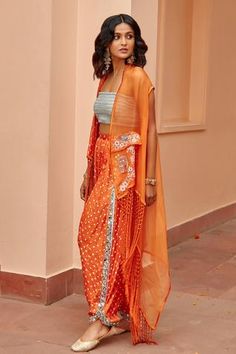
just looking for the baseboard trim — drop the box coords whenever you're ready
[1,202,235,304]
[0,268,83,305]
[167,202,236,247]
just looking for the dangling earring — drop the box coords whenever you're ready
[103,48,112,74]
[127,53,136,64]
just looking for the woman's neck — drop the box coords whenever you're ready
[111,58,125,76]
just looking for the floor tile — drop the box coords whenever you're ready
[0,218,235,354]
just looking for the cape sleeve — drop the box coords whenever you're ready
[132,67,155,204]
[125,67,171,342]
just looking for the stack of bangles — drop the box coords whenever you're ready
[145,178,157,186]
[84,173,156,186]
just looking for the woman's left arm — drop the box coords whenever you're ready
[145,89,157,206]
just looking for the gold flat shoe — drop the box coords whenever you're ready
[71,326,128,352]
[71,338,100,352]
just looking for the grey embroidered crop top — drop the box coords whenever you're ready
[93,91,116,124]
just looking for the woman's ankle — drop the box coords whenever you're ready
[80,321,110,341]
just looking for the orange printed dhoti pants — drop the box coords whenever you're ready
[78,132,143,327]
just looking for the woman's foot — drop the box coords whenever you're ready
[80,320,110,342]
[104,325,128,338]
[71,320,129,352]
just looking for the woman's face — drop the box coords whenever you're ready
[109,22,135,61]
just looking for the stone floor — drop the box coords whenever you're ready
[0,218,236,354]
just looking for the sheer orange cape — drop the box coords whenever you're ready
[86,64,171,343]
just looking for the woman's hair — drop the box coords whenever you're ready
[92,14,148,78]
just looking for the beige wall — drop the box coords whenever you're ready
[46,0,78,276]
[0,0,78,277]
[0,0,51,276]
[0,0,236,277]
[160,0,236,226]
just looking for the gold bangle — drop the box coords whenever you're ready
[145,178,157,186]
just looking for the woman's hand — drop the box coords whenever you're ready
[80,180,86,201]
[80,175,88,201]
[145,184,157,206]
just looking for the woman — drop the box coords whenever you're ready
[71,14,171,352]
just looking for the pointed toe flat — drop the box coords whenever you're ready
[71,338,100,352]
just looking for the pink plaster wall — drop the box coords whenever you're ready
[46,0,78,276]
[0,0,236,277]
[0,0,51,275]
[159,0,236,226]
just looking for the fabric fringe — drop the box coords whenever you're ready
[122,191,156,344]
